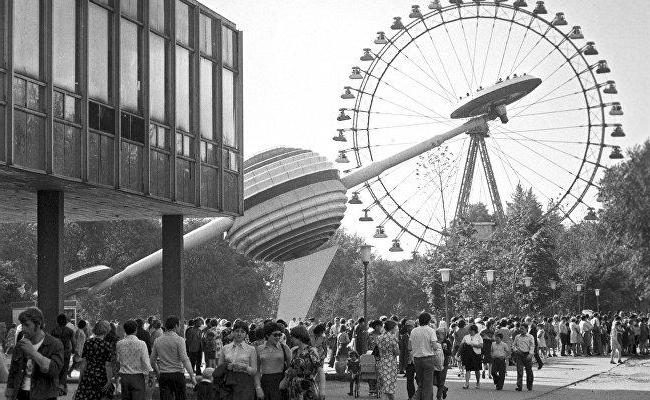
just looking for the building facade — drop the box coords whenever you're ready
[0,0,243,221]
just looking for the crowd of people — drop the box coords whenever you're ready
[0,308,648,400]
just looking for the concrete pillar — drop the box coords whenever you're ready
[37,190,64,332]
[162,215,184,321]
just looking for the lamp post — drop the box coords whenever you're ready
[595,289,600,313]
[439,268,451,325]
[486,269,495,316]
[523,276,532,315]
[550,279,557,312]
[360,245,372,320]
[576,283,583,314]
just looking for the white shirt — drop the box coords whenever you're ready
[462,334,483,354]
[409,324,438,358]
[22,338,44,391]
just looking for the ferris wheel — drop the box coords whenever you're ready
[334,0,625,256]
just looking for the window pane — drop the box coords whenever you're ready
[149,0,165,32]
[175,46,190,131]
[121,0,139,20]
[175,1,189,46]
[229,150,239,171]
[53,0,77,92]
[120,19,140,112]
[222,68,236,148]
[199,14,212,56]
[13,0,40,77]
[200,59,213,140]
[54,92,65,119]
[89,4,110,102]
[149,33,166,122]
[222,26,234,68]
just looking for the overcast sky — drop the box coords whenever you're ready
[207,0,650,259]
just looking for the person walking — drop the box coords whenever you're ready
[376,320,399,400]
[569,317,581,356]
[185,319,203,375]
[255,322,292,400]
[283,325,322,400]
[434,327,451,400]
[73,321,114,400]
[460,325,483,389]
[218,320,257,399]
[558,316,569,356]
[50,313,74,395]
[490,332,510,391]
[5,307,65,400]
[403,320,416,399]
[409,312,439,400]
[135,319,152,355]
[115,320,154,400]
[150,316,197,400]
[512,324,535,391]
[610,319,623,364]
[579,315,593,356]
[69,320,87,377]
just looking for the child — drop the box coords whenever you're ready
[346,350,361,397]
[195,367,216,400]
[490,332,510,390]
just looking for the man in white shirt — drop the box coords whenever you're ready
[409,312,440,400]
[116,320,154,400]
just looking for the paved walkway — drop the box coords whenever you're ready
[2,355,648,399]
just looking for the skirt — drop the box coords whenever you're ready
[261,372,285,400]
[464,351,482,372]
[225,371,255,400]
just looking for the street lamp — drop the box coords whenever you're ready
[360,244,372,320]
[595,288,600,313]
[576,283,583,314]
[550,279,557,312]
[485,270,495,316]
[439,268,451,325]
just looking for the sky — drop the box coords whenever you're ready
[207,0,650,259]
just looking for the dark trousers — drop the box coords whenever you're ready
[405,363,416,399]
[514,353,534,390]
[159,372,186,400]
[261,373,285,400]
[412,356,435,400]
[534,347,543,368]
[189,351,202,375]
[491,358,506,389]
[433,368,447,400]
[16,390,56,400]
[59,352,71,391]
[120,373,146,400]
[560,333,569,355]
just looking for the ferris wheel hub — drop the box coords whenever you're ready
[450,75,542,121]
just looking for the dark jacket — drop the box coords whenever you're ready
[7,333,64,400]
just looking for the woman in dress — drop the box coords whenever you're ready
[218,320,257,400]
[569,317,581,356]
[545,317,557,357]
[610,319,623,364]
[283,325,322,400]
[376,320,399,400]
[480,320,495,379]
[74,321,114,400]
[460,324,483,389]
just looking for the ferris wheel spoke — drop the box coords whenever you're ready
[509,89,584,110]
[491,126,589,163]
[372,76,455,121]
[421,19,460,100]
[442,137,470,225]
[439,14,473,93]
[457,7,478,90]
[377,57,456,109]
[511,24,553,74]
[486,136,516,196]
[511,106,589,118]
[357,90,445,120]
[479,15,497,89]
[386,42,456,104]
[401,30,457,104]
[356,109,447,120]
[485,142,562,203]
[490,126,582,180]
[507,15,535,77]
[509,72,583,119]
[496,17,516,81]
